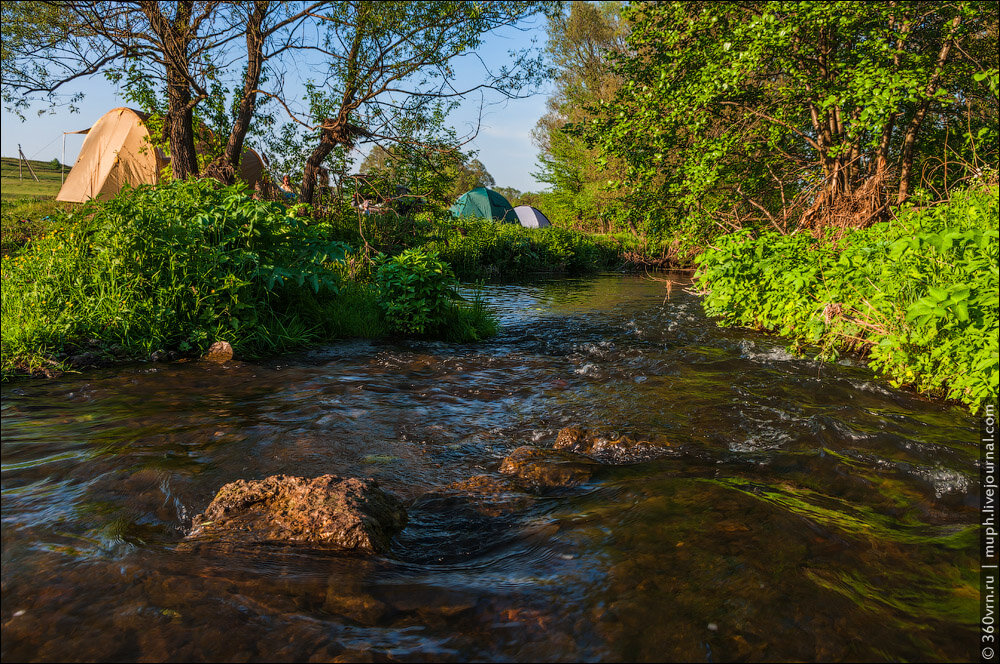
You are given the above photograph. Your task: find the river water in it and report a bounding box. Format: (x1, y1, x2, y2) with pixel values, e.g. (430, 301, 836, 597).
(1, 274, 980, 662)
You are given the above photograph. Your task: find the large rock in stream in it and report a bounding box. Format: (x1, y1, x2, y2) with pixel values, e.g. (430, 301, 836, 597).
(188, 475, 406, 553)
(554, 426, 677, 464)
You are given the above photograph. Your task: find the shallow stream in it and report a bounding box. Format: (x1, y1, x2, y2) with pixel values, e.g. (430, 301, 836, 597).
(1, 274, 980, 661)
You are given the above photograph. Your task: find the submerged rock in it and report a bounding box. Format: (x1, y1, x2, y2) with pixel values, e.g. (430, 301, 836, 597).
(442, 475, 535, 516)
(324, 582, 389, 625)
(554, 426, 676, 464)
(188, 474, 406, 553)
(447, 474, 514, 495)
(499, 446, 594, 489)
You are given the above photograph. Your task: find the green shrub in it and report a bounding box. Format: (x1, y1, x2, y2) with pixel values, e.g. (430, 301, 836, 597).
(373, 247, 499, 340)
(376, 248, 461, 334)
(313, 204, 626, 279)
(695, 186, 999, 412)
(1, 179, 352, 375)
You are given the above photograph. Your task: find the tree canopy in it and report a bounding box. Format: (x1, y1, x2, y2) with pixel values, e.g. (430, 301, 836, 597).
(574, 1, 998, 234)
(1, 0, 550, 200)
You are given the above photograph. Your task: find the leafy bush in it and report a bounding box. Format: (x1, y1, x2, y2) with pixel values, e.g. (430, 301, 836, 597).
(374, 247, 498, 340)
(376, 248, 461, 334)
(695, 186, 999, 412)
(1, 179, 353, 375)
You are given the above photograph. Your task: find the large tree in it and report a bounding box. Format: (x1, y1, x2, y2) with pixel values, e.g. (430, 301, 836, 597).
(532, 1, 630, 231)
(359, 136, 495, 207)
(269, 1, 548, 204)
(3, 1, 549, 194)
(578, 1, 998, 233)
(4, 1, 241, 178)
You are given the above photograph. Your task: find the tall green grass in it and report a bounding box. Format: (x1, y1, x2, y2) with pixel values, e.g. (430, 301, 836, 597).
(1, 199, 74, 256)
(321, 208, 625, 279)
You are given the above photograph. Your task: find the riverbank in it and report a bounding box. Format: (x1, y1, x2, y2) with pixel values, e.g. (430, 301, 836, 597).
(0, 180, 500, 379)
(694, 184, 999, 412)
(2, 178, 645, 380)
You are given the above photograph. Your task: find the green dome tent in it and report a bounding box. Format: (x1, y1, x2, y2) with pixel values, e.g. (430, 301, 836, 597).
(450, 187, 518, 223)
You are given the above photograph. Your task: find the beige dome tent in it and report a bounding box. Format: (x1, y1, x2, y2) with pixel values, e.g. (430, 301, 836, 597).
(57, 107, 267, 203)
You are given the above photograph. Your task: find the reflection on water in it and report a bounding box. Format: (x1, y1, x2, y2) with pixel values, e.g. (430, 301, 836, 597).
(1, 274, 980, 661)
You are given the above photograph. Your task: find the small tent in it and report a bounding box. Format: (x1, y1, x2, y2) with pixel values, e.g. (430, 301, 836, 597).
(450, 187, 518, 223)
(513, 205, 552, 228)
(57, 107, 267, 203)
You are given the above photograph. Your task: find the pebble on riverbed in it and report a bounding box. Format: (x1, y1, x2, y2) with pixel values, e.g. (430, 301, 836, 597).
(554, 426, 676, 464)
(188, 474, 407, 553)
(498, 446, 594, 489)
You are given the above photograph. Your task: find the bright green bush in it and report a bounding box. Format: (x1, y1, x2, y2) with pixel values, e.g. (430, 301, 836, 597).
(376, 248, 460, 334)
(318, 205, 625, 279)
(695, 186, 999, 412)
(1, 179, 354, 375)
(374, 247, 498, 340)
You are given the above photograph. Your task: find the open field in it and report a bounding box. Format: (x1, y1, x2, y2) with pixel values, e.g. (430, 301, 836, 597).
(1, 156, 65, 200)
(1, 157, 76, 255)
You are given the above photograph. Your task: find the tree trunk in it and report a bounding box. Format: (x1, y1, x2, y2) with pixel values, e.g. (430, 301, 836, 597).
(875, 12, 910, 179)
(166, 62, 199, 179)
(217, 1, 267, 182)
(897, 14, 961, 204)
(142, 0, 199, 180)
(299, 18, 366, 204)
(301, 127, 338, 205)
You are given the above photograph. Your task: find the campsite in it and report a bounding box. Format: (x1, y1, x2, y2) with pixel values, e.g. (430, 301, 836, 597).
(1, 2, 997, 663)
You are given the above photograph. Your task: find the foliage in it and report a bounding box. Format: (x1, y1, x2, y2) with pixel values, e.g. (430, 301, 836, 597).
(532, 1, 633, 232)
(426, 219, 621, 279)
(579, 1, 998, 233)
(1, 179, 354, 375)
(0, 1, 81, 114)
(358, 119, 496, 209)
(375, 247, 497, 339)
(314, 203, 625, 280)
(282, 1, 550, 203)
(695, 184, 999, 412)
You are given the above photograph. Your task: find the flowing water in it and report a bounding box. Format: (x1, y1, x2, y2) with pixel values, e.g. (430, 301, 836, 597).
(1, 274, 981, 662)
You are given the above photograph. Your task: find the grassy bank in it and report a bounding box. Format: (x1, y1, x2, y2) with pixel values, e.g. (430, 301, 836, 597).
(1, 156, 76, 256)
(1, 180, 497, 379)
(1, 198, 76, 256)
(320, 208, 629, 279)
(1, 156, 65, 199)
(695, 185, 999, 412)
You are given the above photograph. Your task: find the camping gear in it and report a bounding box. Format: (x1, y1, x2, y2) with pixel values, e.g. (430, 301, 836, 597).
(450, 187, 518, 223)
(513, 205, 552, 228)
(57, 107, 267, 202)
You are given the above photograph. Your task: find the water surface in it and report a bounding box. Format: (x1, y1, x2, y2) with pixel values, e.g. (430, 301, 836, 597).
(1, 275, 980, 661)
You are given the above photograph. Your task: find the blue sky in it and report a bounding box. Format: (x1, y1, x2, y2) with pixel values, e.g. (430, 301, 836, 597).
(1, 14, 554, 192)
